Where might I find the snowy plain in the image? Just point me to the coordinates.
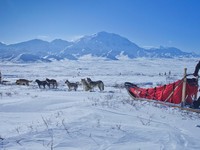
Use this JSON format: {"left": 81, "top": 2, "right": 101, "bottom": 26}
{"left": 0, "top": 58, "right": 200, "bottom": 150}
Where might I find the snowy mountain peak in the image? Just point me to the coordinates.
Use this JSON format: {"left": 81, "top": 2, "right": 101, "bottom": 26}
{"left": 93, "top": 31, "right": 117, "bottom": 38}
{"left": 9, "top": 39, "right": 49, "bottom": 48}
{"left": 50, "top": 39, "right": 72, "bottom": 47}
{"left": 60, "top": 31, "right": 143, "bottom": 60}
{"left": 51, "top": 39, "right": 70, "bottom": 44}
{"left": 75, "top": 31, "right": 141, "bottom": 50}
{"left": 89, "top": 31, "right": 133, "bottom": 44}
{"left": 0, "top": 31, "right": 199, "bottom": 62}
{"left": 20, "top": 39, "right": 48, "bottom": 44}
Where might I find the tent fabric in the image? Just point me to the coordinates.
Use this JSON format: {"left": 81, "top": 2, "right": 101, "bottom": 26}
{"left": 129, "top": 78, "right": 198, "bottom": 104}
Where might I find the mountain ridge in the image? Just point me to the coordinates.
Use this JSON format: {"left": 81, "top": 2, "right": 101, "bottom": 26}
{"left": 0, "top": 31, "right": 199, "bottom": 62}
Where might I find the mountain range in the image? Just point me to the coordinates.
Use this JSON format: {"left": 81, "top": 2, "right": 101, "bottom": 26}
{"left": 0, "top": 31, "right": 199, "bottom": 62}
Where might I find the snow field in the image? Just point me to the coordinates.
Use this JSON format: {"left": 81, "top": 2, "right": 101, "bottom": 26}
{"left": 0, "top": 58, "right": 200, "bottom": 150}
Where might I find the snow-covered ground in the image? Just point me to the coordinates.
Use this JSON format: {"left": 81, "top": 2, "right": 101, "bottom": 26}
{"left": 0, "top": 58, "right": 200, "bottom": 150}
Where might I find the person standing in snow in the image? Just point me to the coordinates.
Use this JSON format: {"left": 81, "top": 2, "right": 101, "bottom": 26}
{"left": 193, "top": 60, "right": 200, "bottom": 77}
{"left": 192, "top": 60, "right": 200, "bottom": 108}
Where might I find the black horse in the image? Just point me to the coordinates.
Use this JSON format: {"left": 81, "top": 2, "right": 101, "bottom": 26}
{"left": 35, "top": 79, "right": 49, "bottom": 88}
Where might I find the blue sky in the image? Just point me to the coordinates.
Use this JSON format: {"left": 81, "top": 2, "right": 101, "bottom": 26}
{"left": 0, "top": 0, "right": 200, "bottom": 53}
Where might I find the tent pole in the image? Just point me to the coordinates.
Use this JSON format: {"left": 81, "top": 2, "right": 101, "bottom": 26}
{"left": 181, "top": 68, "right": 187, "bottom": 107}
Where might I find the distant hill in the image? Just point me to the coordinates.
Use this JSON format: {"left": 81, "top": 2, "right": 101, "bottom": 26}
{"left": 0, "top": 31, "right": 199, "bottom": 62}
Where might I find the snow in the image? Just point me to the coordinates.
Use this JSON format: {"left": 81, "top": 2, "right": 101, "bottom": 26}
{"left": 0, "top": 58, "right": 200, "bottom": 150}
